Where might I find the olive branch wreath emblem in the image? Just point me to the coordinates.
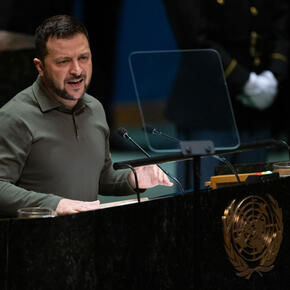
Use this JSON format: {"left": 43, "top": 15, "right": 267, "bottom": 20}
{"left": 222, "top": 194, "right": 283, "bottom": 279}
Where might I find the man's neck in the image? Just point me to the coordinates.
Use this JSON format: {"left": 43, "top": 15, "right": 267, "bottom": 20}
{"left": 54, "top": 95, "right": 78, "bottom": 110}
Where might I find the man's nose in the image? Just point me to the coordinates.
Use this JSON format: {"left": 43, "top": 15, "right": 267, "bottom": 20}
{"left": 70, "top": 60, "right": 82, "bottom": 76}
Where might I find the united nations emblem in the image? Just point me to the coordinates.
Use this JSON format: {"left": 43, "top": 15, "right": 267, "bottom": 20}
{"left": 222, "top": 194, "right": 283, "bottom": 279}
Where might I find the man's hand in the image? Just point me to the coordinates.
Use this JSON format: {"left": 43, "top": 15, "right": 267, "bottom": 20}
{"left": 56, "top": 198, "right": 100, "bottom": 215}
{"left": 128, "top": 165, "right": 174, "bottom": 189}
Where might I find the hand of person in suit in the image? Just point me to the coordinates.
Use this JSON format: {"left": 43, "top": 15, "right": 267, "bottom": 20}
{"left": 239, "top": 71, "right": 278, "bottom": 110}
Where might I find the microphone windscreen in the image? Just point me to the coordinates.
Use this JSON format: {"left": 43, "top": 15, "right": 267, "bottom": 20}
{"left": 117, "top": 127, "right": 128, "bottom": 138}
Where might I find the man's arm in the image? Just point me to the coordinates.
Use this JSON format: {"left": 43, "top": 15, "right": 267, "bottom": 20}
{"left": 0, "top": 181, "right": 100, "bottom": 216}
{"left": 0, "top": 180, "right": 62, "bottom": 216}
{"left": 0, "top": 110, "right": 100, "bottom": 216}
{"left": 0, "top": 110, "right": 58, "bottom": 216}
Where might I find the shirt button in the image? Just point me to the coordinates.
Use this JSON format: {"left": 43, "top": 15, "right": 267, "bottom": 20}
{"left": 250, "top": 6, "right": 258, "bottom": 16}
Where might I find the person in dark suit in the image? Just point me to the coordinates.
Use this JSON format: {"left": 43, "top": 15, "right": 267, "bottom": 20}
{"left": 162, "top": 0, "right": 289, "bottom": 189}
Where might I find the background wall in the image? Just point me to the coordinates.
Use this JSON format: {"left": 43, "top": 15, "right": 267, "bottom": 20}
{"left": 110, "top": 0, "right": 177, "bottom": 128}
{"left": 113, "top": 0, "right": 177, "bottom": 104}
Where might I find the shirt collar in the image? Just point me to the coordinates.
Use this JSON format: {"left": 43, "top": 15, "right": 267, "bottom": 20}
{"left": 32, "top": 75, "right": 91, "bottom": 114}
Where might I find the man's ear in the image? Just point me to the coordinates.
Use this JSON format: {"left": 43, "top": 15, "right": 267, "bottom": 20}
{"left": 33, "top": 58, "right": 44, "bottom": 76}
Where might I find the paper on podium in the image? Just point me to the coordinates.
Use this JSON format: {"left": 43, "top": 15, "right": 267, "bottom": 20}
{"left": 99, "top": 197, "right": 149, "bottom": 209}
{"left": 204, "top": 171, "right": 276, "bottom": 189}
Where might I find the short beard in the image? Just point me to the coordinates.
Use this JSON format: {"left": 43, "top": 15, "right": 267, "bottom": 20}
{"left": 43, "top": 75, "right": 89, "bottom": 101}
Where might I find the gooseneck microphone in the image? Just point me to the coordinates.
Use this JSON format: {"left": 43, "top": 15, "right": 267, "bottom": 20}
{"left": 118, "top": 127, "right": 152, "bottom": 158}
{"left": 117, "top": 127, "right": 185, "bottom": 193}
{"left": 143, "top": 124, "right": 241, "bottom": 184}
{"left": 143, "top": 124, "right": 180, "bottom": 143}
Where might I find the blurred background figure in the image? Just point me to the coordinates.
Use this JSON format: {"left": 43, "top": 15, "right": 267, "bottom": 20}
{"left": 162, "top": 0, "right": 289, "bottom": 189}
{"left": 163, "top": 0, "right": 289, "bottom": 159}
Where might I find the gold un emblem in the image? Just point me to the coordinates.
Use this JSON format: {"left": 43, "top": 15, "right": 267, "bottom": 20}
{"left": 222, "top": 195, "right": 283, "bottom": 279}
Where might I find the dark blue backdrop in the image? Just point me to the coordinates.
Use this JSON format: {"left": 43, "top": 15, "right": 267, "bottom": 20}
{"left": 113, "top": 0, "right": 177, "bottom": 104}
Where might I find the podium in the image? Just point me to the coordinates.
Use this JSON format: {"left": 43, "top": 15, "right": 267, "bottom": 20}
{"left": 1, "top": 174, "right": 290, "bottom": 290}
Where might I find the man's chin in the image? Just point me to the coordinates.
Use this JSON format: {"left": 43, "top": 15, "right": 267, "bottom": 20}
{"left": 61, "top": 90, "right": 85, "bottom": 101}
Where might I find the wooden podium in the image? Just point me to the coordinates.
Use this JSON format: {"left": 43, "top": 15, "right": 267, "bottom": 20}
{"left": 1, "top": 175, "right": 290, "bottom": 290}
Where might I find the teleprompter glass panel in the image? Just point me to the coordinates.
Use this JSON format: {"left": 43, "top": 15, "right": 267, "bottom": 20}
{"left": 128, "top": 49, "right": 240, "bottom": 152}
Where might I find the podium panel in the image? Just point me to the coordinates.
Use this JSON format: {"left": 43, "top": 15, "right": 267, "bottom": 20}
{"left": 0, "top": 178, "right": 290, "bottom": 289}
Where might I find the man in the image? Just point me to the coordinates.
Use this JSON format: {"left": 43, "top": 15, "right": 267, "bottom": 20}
{"left": 0, "top": 15, "right": 173, "bottom": 217}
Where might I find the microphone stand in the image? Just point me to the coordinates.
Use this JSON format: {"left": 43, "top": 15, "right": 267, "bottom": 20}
{"left": 123, "top": 164, "right": 141, "bottom": 203}
{"left": 144, "top": 125, "right": 215, "bottom": 191}
{"left": 114, "top": 138, "right": 290, "bottom": 192}
{"left": 143, "top": 125, "right": 290, "bottom": 189}
{"left": 121, "top": 131, "right": 185, "bottom": 194}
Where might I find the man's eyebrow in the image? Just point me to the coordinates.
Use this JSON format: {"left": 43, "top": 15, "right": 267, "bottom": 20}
{"left": 79, "top": 52, "right": 90, "bottom": 56}
{"left": 55, "top": 56, "right": 71, "bottom": 61}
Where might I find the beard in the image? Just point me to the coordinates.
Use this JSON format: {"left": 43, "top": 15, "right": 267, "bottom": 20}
{"left": 42, "top": 72, "right": 90, "bottom": 101}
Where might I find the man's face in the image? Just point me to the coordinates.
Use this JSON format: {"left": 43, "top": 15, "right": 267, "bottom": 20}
{"left": 35, "top": 33, "right": 92, "bottom": 107}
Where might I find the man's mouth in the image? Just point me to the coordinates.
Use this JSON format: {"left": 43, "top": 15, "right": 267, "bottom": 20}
{"left": 67, "top": 78, "right": 84, "bottom": 88}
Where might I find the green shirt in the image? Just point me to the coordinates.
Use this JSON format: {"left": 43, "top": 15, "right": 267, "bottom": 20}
{"left": 0, "top": 76, "right": 135, "bottom": 216}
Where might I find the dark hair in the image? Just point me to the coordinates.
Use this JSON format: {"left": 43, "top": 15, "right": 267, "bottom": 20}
{"left": 35, "top": 15, "right": 89, "bottom": 62}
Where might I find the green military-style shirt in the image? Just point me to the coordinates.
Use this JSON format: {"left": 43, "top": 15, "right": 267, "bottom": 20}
{"left": 0, "top": 76, "right": 136, "bottom": 216}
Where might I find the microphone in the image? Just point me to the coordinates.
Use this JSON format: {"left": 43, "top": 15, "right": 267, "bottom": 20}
{"left": 143, "top": 124, "right": 241, "bottom": 184}
{"left": 143, "top": 124, "right": 180, "bottom": 143}
{"left": 118, "top": 127, "right": 152, "bottom": 158}
{"left": 117, "top": 127, "right": 185, "bottom": 193}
